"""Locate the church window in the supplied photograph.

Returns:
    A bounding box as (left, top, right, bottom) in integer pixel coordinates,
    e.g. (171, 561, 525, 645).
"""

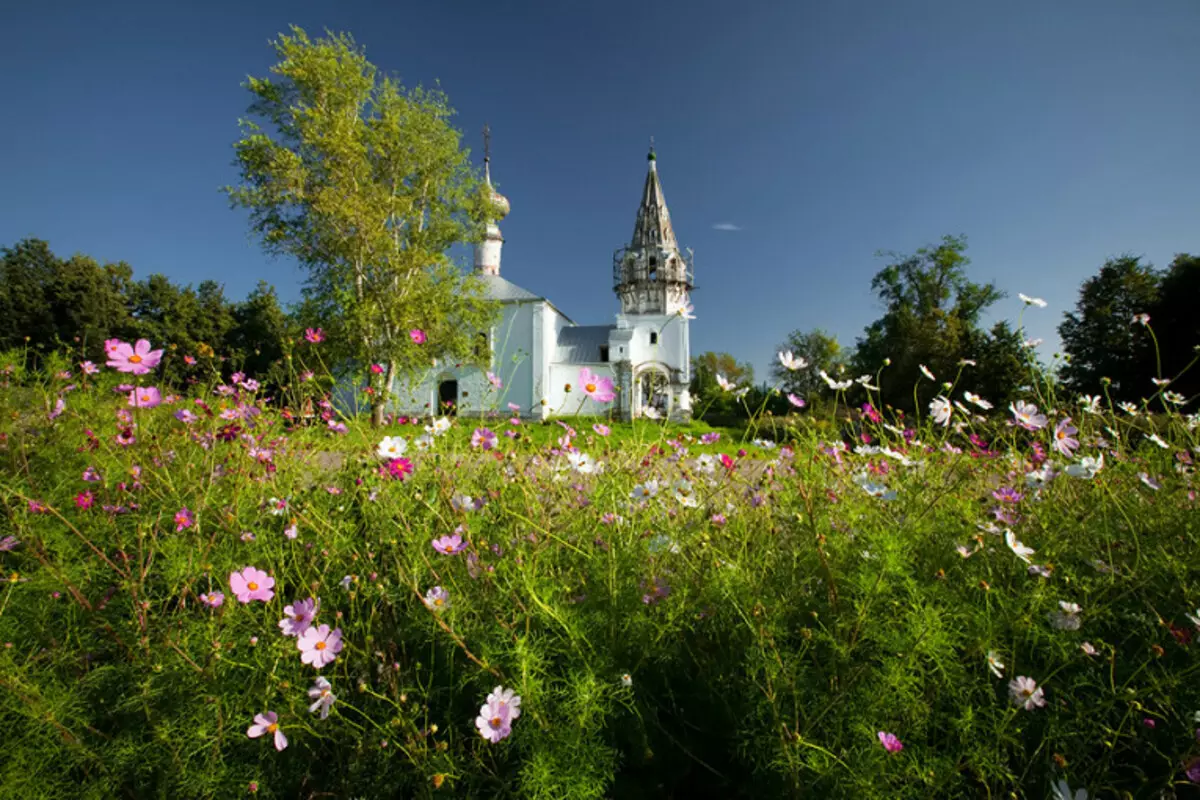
(649, 332, 658, 345)
(599, 345, 609, 362)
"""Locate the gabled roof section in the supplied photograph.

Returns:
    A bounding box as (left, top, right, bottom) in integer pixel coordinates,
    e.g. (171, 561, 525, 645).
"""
(630, 151, 678, 251)
(554, 325, 616, 364)
(479, 273, 542, 302)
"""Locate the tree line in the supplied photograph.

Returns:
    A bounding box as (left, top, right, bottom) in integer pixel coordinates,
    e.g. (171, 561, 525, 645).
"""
(691, 236, 1199, 419)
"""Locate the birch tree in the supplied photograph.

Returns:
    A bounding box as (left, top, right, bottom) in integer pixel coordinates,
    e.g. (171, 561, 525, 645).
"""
(226, 27, 498, 425)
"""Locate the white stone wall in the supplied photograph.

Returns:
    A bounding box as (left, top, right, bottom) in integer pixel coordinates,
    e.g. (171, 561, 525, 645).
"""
(545, 362, 619, 418)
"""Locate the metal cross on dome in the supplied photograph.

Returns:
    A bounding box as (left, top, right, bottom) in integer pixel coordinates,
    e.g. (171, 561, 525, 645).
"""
(482, 123, 491, 162)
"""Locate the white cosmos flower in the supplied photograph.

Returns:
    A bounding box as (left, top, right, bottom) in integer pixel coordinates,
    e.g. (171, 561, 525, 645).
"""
(568, 451, 597, 474)
(819, 370, 852, 391)
(1018, 293, 1047, 308)
(1079, 395, 1102, 414)
(426, 417, 451, 435)
(986, 650, 1005, 678)
(376, 435, 408, 460)
(413, 433, 434, 451)
(777, 351, 807, 371)
(715, 374, 736, 392)
(1005, 529, 1035, 564)
(1118, 401, 1139, 416)
(919, 364, 936, 381)
(929, 396, 953, 427)
(963, 391, 992, 410)
(631, 480, 660, 502)
(1146, 433, 1169, 449)
(673, 479, 698, 507)
(1064, 454, 1104, 479)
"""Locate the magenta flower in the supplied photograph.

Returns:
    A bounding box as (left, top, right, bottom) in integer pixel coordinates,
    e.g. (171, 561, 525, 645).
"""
(370, 363, 384, 375)
(578, 368, 616, 403)
(0, 535, 19, 552)
(229, 566, 275, 603)
(304, 327, 324, 343)
(432, 533, 468, 555)
(246, 711, 288, 751)
(409, 328, 426, 344)
(75, 491, 95, 510)
(1053, 417, 1079, 457)
(174, 506, 194, 532)
(475, 685, 522, 743)
(279, 597, 319, 637)
(787, 393, 806, 409)
(877, 731, 903, 753)
(378, 457, 413, 481)
(298, 623, 343, 669)
(106, 339, 164, 375)
(471, 427, 497, 450)
(82, 467, 101, 482)
(199, 591, 225, 608)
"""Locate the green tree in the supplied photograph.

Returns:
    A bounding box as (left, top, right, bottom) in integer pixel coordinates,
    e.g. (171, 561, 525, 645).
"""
(1058, 255, 1161, 401)
(225, 27, 499, 425)
(690, 351, 753, 417)
(47, 254, 137, 357)
(0, 238, 60, 351)
(228, 281, 295, 384)
(852, 235, 1004, 411)
(770, 328, 844, 399)
(1148, 253, 1200, 402)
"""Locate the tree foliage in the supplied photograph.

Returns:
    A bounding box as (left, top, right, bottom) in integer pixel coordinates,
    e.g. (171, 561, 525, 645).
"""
(689, 352, 754, 417)
(771, 328, 845, 399)
(225, 26, 500, 425)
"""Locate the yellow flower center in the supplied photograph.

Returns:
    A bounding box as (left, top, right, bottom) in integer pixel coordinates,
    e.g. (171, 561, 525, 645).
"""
(267, 723, 278, 733)
(129, 354, 142, 364)
(490, 716, 502, 728)
(315, 641, 327, 651)
(434, 598, 444, 607)
(140, 394, 151, 402)
(585, 383, 597, 393)
(247, 581, 258, 591)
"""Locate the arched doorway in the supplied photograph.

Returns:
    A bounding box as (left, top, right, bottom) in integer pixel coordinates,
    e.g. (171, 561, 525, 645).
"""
(438, 379, 458, 416)
(635, 368, 670, 419)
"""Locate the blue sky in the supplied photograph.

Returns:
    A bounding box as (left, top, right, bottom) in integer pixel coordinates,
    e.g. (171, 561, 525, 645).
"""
(3, 0, 1199, 383)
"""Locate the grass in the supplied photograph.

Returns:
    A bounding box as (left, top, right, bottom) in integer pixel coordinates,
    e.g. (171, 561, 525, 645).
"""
(0, 346, 1198, 799)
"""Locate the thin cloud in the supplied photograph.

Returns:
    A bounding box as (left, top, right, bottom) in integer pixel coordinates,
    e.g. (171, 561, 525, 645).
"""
(711, 222, 743, 232)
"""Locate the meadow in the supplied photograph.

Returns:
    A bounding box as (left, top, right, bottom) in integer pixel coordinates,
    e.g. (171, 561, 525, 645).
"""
(1, 339, 1198, 799)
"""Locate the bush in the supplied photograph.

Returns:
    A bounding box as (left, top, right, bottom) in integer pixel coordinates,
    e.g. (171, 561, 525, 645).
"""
(1, 343, 1198, 798)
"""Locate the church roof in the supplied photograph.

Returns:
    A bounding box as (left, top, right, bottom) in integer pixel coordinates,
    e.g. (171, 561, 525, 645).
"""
(554, 325, 615, 364)
(479, 273, 543, 302)
(630, 149, 678, 252)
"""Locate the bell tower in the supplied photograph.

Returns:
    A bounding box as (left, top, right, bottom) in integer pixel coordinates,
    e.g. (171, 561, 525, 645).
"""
(612, 143, 694, 315)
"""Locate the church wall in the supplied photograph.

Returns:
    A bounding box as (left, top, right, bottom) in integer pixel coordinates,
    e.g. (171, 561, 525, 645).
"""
(545, 362, 619, 418)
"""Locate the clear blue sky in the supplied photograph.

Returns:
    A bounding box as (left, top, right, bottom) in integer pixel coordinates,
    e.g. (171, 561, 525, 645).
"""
(3, 0, 1199, 383)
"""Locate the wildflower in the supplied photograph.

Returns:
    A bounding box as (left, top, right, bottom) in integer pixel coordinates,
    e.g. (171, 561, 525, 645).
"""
(992, 486, 1023, 504)
(82, 467, 101, 482)
(428, 417, 451, 436)
(199, 591, 224, 608)
(283, 520, 299, 539)
(247, 711, 287, 751)
(1029, 564, 1053, 579)
(593, 423, 611, 437)
(1080, 642, 1098, 656)
(115, 428, 137, 447)
(1185, 609, 1200, 629)
(432, 533, 468, 555)
(327, 420, 348, 435)
(297, 624, 343, 669)
(1009, 676, 1046, 710)
(1051, 778, 1089, 800)
(620, 673, 633, 687)
(1051, 417, 1079, 457)
(229, 567, 275, 603)
(641, 577, 671, 605)
(1064, 454, 1104, 479)
(1010, 400, 1047, 431)
(1004, 530, 1035, 564)
(1132, 313, 1150, 326)
(578, 368, 616, 403)
(476, 686, 522, 743)
(955, 545, 975, 558)
(700, 432, 720, 444)
(409, 328, 426, 344)
(987, 650, 1005, 677)
(174, 409, 197, 424)
(174, 506, 195, 532)
(304, 327, 324, 343)
(1051, 601, 1082, 631)
(877, 731, 903, 753)
(106, 339, 164, 374)
(568, 451, 597, 474)
(75, 491, 95, 510)
(471, 427, 497, 450)
(819, 369, 852, 391)
(369, 363, 384, 375)
(279, 597, 320, 637)
(1138, 472, 1161, 491)
(677, 302, 696, 319)
(1018, 293, 1047, 308)
(308, 677, 336, 719)
(0, 537, 16, 553)
(787, 393, 806, 408)
(1146, 433, 1169, 449)
(424, 586, 450, 611)
(673, 478, 698, 508)
(631, 480, 660, 502)
(1163, 390, 1186, 405)
(339, 575, 353, 590)
(1118, 401, 1139, 416)
(778, 351, 807, 371)
(929, 396, 952, 426)
(487, 371, 502, 389)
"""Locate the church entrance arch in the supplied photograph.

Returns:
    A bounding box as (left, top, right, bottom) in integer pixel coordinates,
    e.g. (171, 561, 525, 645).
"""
(634, 366, 670, 419)
(437, 378, 458, 416)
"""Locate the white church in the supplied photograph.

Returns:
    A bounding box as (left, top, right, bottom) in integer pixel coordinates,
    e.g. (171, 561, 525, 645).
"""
(389, 143, 695, 422)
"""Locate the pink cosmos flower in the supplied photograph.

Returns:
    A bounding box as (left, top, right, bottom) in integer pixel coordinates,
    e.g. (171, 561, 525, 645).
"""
(328, 421, 348, 435)
(472, 427, 497, 450)
(788, 393, 806, 408)
(75, 491, 95, 510)
(82, 466, 101, 482)
(229, 566, 275, 603)
(409, 329, 426, 344)
(127, 386, 163, 409)
(475, 685, 521, 743)
(246, 711, 287, 751)
(1053, 417, 1079, 457)
(487, 371, 503, 389)
(877, 731, 903, 753)
(199, 591, 224, 608)
(593, 423, 611, 437)
(1008, 676, 1046, 710)
(1009, 400, 1048, 431)
(370, 363, 384, 375)
(304, 328, 324, 343)
(279, 597, 320, 637)
(106, 339, 164, 375)
(80, 361, 99, 375)
(424, 586, 450, 611)
(172, 409, 196, 425)
(174, 506, 194, 532)
(298, 623, 343, 669)
(379, 457, 414, 481)
(432, 533, 468, 555)
(578, 368, 616, 403)
(183, 355, 196, 365)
